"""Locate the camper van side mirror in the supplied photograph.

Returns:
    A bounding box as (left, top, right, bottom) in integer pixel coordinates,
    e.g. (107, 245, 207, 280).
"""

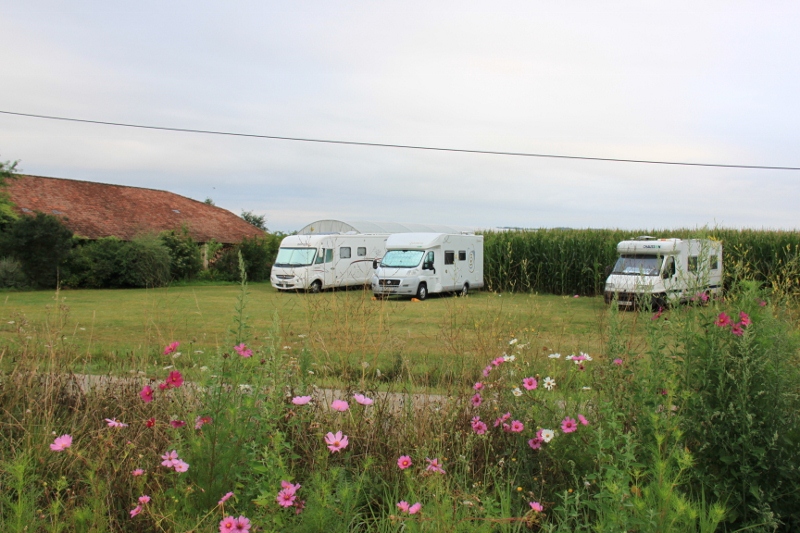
(372, 259, 379, 270)
(422, 261, 435, 273)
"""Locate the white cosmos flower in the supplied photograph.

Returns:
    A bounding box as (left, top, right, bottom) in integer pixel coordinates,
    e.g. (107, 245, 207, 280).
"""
(581, 352, 592, 361)
(548, 353, 561, 359)
(509, 338, 518, 345)
(540, 429, 555, 442)
(511, 387, 523, 397)
(544, 377, 556, 390)
(565, 354, 574, 360)
(503, 354, 516, 362)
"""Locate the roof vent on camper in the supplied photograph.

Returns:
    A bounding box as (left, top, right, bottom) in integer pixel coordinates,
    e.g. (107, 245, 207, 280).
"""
(636, 236, 657, 241)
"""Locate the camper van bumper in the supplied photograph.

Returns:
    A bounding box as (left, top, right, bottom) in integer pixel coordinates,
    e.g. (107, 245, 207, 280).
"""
(270, 275, 307, 290)
(605, 290, 667, 309)
(371, 278, 421, 297)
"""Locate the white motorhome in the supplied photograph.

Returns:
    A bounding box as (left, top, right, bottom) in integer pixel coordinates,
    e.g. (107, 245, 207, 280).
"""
(271, 233, 389, 292)
(604, 237, 723, 309)
(372, 233, 484, 300)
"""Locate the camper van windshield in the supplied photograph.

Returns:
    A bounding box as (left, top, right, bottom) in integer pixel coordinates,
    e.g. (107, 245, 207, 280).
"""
(381, 250, 424, 268)
(274, 248, 317, 267)
(612, 255, 662, 276)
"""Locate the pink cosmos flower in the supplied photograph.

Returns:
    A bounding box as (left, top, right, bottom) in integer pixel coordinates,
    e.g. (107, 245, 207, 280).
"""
(173, 460, 189, 472)
(170, 419, 187, 428)
(353, 393, 373, 406)
(281, 480, 301, 493)
(292, 395, 312, 405)
(397, 455, 413, 469)
(138, 495, 151, 504)
(731, 324, 744, 336)
(700, 292, 709, 302)
(471, 417, 488, 435)
(219, 516, 237, 533)
(493, 412, 511, 427)
(408, 502, 422, 514)
(219, 491, 234, 505)
(158, 382, 169, 391)
(482, 365, 492, 377)
(578, 414, 589, 426)
(425, 458, 446, 474)
(522, 377, 537, 390)
(233, 343, 253, 358)
(528, 437, 543, 450)
(324, 431, 349, 453)
(277, 489, 296, 507)
(195, 416, 212, 429)
(613, 358, 623, 366)
(130, 505, 142, 517)
(715, 313, 732, 327)
(739, 312, 751, 327)
(473, 382, 484, 391)
(50, 434, 72, 452)
(139, 385, 154, 403)
(161, 450, 179, 467)
(166, 371, 184, 388)
(510, 420, 524, 433)
(471, 393, 482, 407)
(164, 341, 180, 355)
(233, 516, 251, 531)
(759, 300, 767, 307)
(397, 501, 410, 512)
(492, 356, 504, 366)
(530, 501, 543, 512)
(652, 308, 664, 320)
(330, 399, 349, 412)
(145, 417, 156, 428)
(105, 418, 128, 428)
(132, 469, 145, 476)
(561, 417, 578, 433)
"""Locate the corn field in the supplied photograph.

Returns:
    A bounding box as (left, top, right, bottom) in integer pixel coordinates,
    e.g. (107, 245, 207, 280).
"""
(483, 228, 800, 296)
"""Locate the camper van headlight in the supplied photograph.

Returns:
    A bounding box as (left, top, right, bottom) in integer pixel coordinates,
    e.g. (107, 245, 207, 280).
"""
(605, 282, 614, 291)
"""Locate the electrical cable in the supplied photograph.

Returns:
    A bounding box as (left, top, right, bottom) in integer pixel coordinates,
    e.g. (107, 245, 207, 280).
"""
(1, 109, 798, 171)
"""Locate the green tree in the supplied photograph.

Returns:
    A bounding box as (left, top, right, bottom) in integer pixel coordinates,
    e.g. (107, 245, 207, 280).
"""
(0, 213, 73, 288)
(241, 210, 267, 232)
(159, 228, 202, 280)
(0, 156, 20, 228)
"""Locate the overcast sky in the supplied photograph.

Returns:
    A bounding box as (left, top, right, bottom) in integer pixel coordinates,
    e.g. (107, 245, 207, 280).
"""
(1, 2, 799, 232)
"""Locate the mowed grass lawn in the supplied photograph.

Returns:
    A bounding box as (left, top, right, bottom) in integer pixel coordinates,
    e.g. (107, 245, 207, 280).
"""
(0, 283, 645, 384)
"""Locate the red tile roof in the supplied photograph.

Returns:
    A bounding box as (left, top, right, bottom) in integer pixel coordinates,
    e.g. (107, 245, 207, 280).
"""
(6, 175, 264, 244)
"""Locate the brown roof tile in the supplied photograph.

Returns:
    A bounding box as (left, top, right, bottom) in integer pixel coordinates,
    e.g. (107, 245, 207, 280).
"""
(6, 175, 264, 244)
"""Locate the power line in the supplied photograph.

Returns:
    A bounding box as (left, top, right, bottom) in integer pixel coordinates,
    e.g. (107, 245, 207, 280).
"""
(2, 109, 799, 171)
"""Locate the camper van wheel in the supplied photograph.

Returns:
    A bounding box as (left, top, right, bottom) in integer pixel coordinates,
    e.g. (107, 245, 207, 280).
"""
(309, 280, 322, 294)
(460, 283, 469, 297)
(416, 282, 428, 301)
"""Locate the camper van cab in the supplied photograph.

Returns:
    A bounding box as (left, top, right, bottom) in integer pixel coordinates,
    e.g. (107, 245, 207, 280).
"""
(372, 233, 484, 300)
(271, 233, 389, 292)
(604, 237, 723, 309)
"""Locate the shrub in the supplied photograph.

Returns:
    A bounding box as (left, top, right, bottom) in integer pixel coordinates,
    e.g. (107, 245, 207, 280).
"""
(159, 228, 203, 281)
(117, 234, 172, 288)
(0, 257, 27, 289)
(0, 212, 73, 288)
(63, 237, 127, 288)
(211, 234, 282, 282)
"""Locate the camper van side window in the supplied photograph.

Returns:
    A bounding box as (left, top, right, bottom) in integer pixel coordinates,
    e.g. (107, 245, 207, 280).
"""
(688, 256, 698, 273)
(325, 249, 334, 263)
(315, 250, 324, 264)
(458, 251, 466, 261)
(709, 255, 719, 270)
(445, 251, 455, 265)
(340, 247, 351, 259)
(357, 247, 366, 257)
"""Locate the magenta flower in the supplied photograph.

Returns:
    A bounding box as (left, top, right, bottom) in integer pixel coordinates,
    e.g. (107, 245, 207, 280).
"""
(233, 343, 253, 358)
(397, 455, 413, 469)
(138, 495, 151, 504)
(174, 460, 189, 473)
(50, 434, 72, 452)
(613, 358, 623, 366)
(471, 416, 488, 435)
(492, 356, 504, 366)
(195, 416, 212, 429)
(330, 399, 349, 412)
(522, 377, 537, 390)
(652, 308, 664, 320)
(292, 395, 312, 405)
(281, 480, 301, 493)
(731, 324, 744, 336)
(166, 371, 184, 388)
(397, 501, 410, 512)
(218, 491, 234, 505)
(233, 516, 251, 531)
(528, 437, 543, 449)
(739, 311, 752, 327)
(219, 516, 237, 533)
(408, 502, 422, 514)
(530, 501, 543, 512)
(131, 468, 145, 476)
(561, 417, 578, 433)
(493, 412, 511, 427)
(482, 365, 492, 377)
(139, 385, 154, 403)
(170, 419, 187, 428)
(715, 313, 732, 327)
(163, 341, 180, 355)
(510, 420, 524, 433)
(353, 393, 373, 406)
(578, 414, 589, 426)
(473, 382, 484, 391)
(145, 417, 156, 428)
(161, 450, 179, 467)
(324, 431, 349, 453)
(425, 458, 446, 474)
(277, 488, 296, 507)
(105, 418, 128, 428)
(471, 393, 482, 407)
(130, 505, 142, 517)
(759, 300, 767, 307)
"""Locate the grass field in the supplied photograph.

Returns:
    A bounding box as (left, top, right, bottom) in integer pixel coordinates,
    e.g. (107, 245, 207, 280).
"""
(0, 283, 641, 386)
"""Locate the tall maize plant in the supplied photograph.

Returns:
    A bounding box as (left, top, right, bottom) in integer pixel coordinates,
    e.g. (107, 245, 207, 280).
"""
(483, 228, 800, 296)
